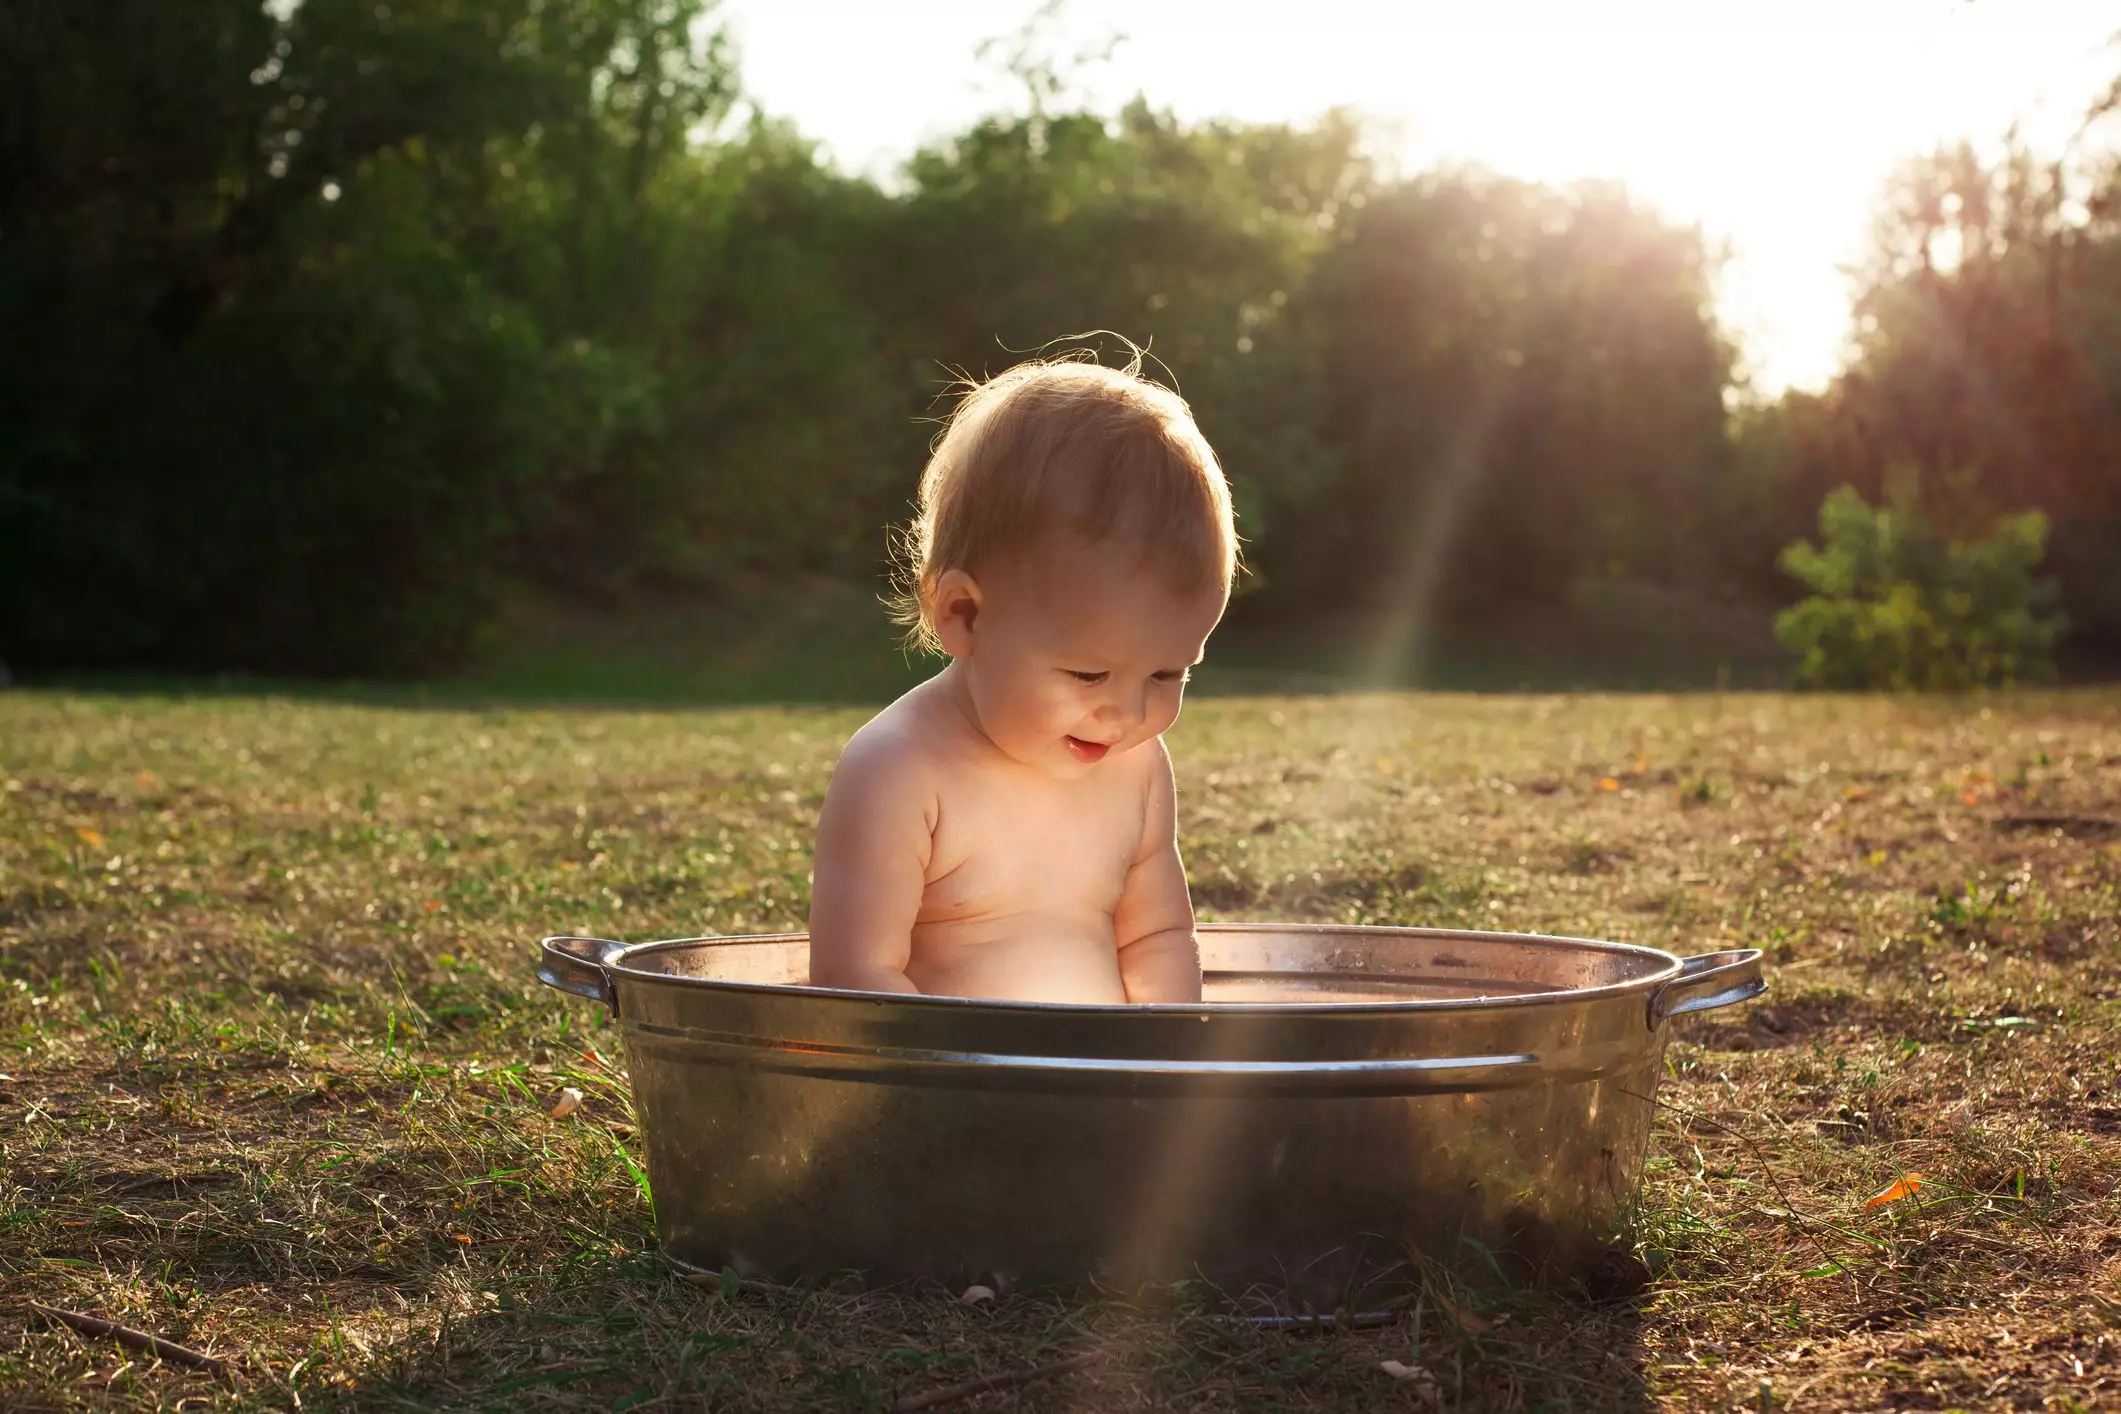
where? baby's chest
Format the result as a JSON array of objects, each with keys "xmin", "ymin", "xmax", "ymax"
[{"xmin": 924, "ymin": 783, "xmax": 1143, "ymax": 915}]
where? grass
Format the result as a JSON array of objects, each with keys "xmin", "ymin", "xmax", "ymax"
[{"xmin": 0, "ymin": 684, "xmax": 2117, "ymax": 1410}]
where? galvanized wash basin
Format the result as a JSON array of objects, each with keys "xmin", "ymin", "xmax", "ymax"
[{"xmin": 537, "ymin": 924, "xmax": 1763, "ymax": 1305}]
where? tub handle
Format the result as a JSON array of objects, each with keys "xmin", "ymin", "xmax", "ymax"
[
  {"xmin": 1648, "ymin": 948, "xmax": 1765, "ymax": 1028},
  {"xmin": 537, "ymin": 936, "xmax": 629, "ymax": 1015}
]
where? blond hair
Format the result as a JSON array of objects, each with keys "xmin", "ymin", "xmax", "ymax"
[{"xmin": 890, "ymin": 356, "xmax": 1239, "ymax": 652}]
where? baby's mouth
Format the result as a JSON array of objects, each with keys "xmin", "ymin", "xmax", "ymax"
[{"xmin": 1064, "ymin": 735, "xmax": 1112, "ymax": 763}]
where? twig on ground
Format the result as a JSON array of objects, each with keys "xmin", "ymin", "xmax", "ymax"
[
  {"xmin": 1632, "ymin": 1091, "xmax": 1865, "ymax": 1289},
  {"xmin": 105, "ymin": 1170, "xmax": 233, "ymax": 1196},
  {"xmin": 1994, "ymin": 813, "xmax": 2121, "ymax": 835},
  {"xmin": 1234, "ymin": 1309, "xmax": 1400, "ymax": 1330},
  {"xmin": 894, "ymin": 1350, "xmax": 1098, "ymax": 1411},
  {"xmin": 675, "ymin": 1270, "xmax": 782, "ymax": 1297},
  {"xmin": 27, "ymin": 1302, "xmax": 233, "ymax": 1378}
]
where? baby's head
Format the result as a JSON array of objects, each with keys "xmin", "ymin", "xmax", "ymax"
[{"xmin": 892, "ymin": 358, "xmax": 1238, "ymax": 777}]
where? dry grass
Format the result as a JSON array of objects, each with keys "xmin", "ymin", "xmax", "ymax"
[{"xmin": 1, "ymin": 686, "xmax": 2117, "ymax": 1411}]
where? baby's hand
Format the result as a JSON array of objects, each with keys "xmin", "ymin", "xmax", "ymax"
[{"xmin": 1111, "ymin": 741, "xmax": 1204, "ymax": 1004}]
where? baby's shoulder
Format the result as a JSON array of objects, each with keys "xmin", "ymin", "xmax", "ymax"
[
  {"xmin": 1117, "ymin": 733, "xmax": 1175, "ymax": 792},
  {"xmin": 830, "ymin": 683, "xmax": 955, "ymax": 794}
]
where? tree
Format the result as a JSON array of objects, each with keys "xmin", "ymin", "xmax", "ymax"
[
  {"xmin": 869, "ymin": 102, "xmax": 1374, "ymax": 575},
  {"xmin": 0, "ymin": 0, "xmax": 734, "ymax": 673},
  {"xmin": 1772, "ymin": 130, "xmax": 2121, "ymax": 655},
  {"xmin": 1287, "ymin": 173, "xmax": 1735, "ymax": 618}
]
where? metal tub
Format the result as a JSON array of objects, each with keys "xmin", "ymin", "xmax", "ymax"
[{"xmin": 537, "ymin": 924, "xmax": 1763, "ymax": 1304}]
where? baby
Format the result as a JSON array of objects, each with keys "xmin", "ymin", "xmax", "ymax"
[{"xmin": 806, "ymin": 359, "xmax": 1237, "ymax": 1004}]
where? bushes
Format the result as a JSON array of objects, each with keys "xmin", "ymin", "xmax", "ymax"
[{"xmin": 1774, "ymin": 482, "xmax": 2066, "ymax": 689}]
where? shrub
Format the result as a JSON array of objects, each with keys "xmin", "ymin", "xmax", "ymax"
[{"xmin": 1774, "ymin": 482, "xmax": 2066, "ymax": 689}]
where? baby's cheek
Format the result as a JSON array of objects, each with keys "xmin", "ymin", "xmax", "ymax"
[
  {"xmin": 1035, "ymin": 685, "xmax": 1086, "ymax": 734},
  {"xmin": 1149, "ymin": 692, "xmax": 1185, "ymax": 737}
]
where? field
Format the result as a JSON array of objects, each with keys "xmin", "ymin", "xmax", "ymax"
[{"xmin": 2, "ymin": 686, "xmax": 2118, "ymax": 1411}]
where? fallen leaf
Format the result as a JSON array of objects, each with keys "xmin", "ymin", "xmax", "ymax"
[
  {"xmin": 423, "ymin": 900, "xmax": 443, "ymax": 912},
  {"xmin": 1380, "ymin": 1360, "xmax": 1442, "ymax": 1404},
  {"xmin": 1844, "ymin": 785, "xmax": 1870, "ymax": 802},
  {"xmin": 1960, "ymin": 791, "xmax": 1981, "ymax": 806},
  {"xmin": 1864, "ymin": 1172, "xmax": 1927, "ymax": 1210},
  {"xmin": 959, "ymin": 1284, "xmax": 995, "ymax": 1306},
  {"xmin": 547, "ymin": 1087, "xmax": 585, "ymax": 1120},
  {"xmin": 74, "ymin": 827, "xmax": 104, "ymax": 848},
  {"xmin": 452, "ymin": 1233, "xmax": 472, "ymax": 1245},
  {"xmin": 1598, "ymin": 778, "xmax": 1622, "ymax": 792}
]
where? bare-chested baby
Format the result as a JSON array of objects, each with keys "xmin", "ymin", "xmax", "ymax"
[{"xmin": 807, "ymin": 358, "xmax": 1237, "ymax": 1004}]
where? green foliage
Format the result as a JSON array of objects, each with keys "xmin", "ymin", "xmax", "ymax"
[
  {"xmin": 1773, "ymin": 136, "xmax": 2121, "ymax": 656},
  {"xmin": 878, "ymin": 102, "xmax": 1372, "ymax": 563},
  {"xmin": 1774, "ymin": 482, "xmax": 2066, "ymax": 690},
  {"xmin": 23, "ymin": 0, "xmax": 2114, "ymax": 679},
  {"xmin": 0, "ymin": 0, "xmax": 732, "ymax": 673}
]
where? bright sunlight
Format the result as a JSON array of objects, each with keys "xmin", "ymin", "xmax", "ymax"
[{"xmin": 726, "ymin": 0, "xmax": 2119, "ymax": 392}]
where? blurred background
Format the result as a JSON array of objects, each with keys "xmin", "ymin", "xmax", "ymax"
[{"xmin": 3, "ymin": 0, "xmax": 2117, "ymax": 700}]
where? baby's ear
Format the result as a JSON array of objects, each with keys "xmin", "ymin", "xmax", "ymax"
[{"xmin": 931, "ymin": 569, "xmax": 982, "ymax": 658}]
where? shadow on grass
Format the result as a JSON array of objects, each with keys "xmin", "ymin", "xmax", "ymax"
[
  {"xmin": 22, "ymin": 573, "xmax": 2121, "ymax": 712},
  {"xmin": 0, "ymin": 1018, "xmax": 1658, "ymax": 1412},
  {"xmin": 329, "ymin": 1250, "xmax": 1655, "ymax": 1414},
  {"xmin": 14, "ymin": 575, "xmax": 1799, "ymax": 713}
]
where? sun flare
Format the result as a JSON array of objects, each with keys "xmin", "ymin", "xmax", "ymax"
[{"xmin": 726, "ymin": 0, "xmax": 2119, "ymax": 392}]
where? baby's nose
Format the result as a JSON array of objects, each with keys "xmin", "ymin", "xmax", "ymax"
[{"xmin": 1099, "ymin": 682, "xmax": 1151, "ymax": 729}]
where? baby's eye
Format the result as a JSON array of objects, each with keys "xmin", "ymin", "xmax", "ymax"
[
  {"xmin": 1065, "ymin": 670, "xmax": 1109, "ymax": 684},
  {"xmin": 1153, "ymin": 668, "xmax": 1191, "ymax": 684}
]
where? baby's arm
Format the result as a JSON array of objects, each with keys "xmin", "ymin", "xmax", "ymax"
[
  {"xmin": 807, "ymin": 735, "xmax": 932, "ymax": 995},
  {"xmin": 1112, "ymin": 740, "xmax": 1204, "ymax": 1004}
]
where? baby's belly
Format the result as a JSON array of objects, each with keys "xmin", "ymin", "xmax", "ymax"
[{"xmin": 906, "ymin": 914, "xmax": 1127, "ymax": 1004}]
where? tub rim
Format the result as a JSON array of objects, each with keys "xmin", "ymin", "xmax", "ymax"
[{"xmin": 538, "ymin": 922, "xmax": 1763, "ymax": 1028}]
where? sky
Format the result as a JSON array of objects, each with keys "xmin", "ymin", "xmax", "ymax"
[{"xmin": 717, "ymin": 0, "xmax": 2118, "ymax": 394}]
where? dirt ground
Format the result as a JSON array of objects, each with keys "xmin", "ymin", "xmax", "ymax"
[{"xmin": 1, "ymin": 688, "xmax": 2116, "ymax": 1411}]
